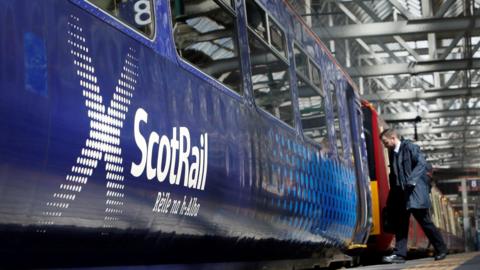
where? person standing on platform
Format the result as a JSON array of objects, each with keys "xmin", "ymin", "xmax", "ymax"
[{"xmin": 380, "ymin": 128, "xmax": 448, "ymax": 264}]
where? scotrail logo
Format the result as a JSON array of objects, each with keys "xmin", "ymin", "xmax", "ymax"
[{"xmin": 130, "ymin": 108, "xmax": 208, "ymax": 190}]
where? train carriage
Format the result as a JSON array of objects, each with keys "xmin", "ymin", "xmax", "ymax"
[{"xmin": 0, "ymin": 0, "xmax": 371, "ymax": 268}]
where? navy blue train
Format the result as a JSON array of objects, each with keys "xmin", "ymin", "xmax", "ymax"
[{"xmin": 0, "ymin": 0, "xmax": 372, "ymax": 268}]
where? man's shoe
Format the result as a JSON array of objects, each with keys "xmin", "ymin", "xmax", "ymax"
[
  {"xmin": 382, "ymin": 254, "xmax": 406, "ymax": 264},
  {"xmin": 434, "ymin": 252, "xmax": 447, "ymax": 261}
]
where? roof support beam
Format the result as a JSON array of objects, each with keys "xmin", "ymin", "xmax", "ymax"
[
  {"xmin": 424, "ymin": 148, "xmax": 480, "ymax": 156},
  {"xmin": 439, "ymin": 32, "xmax": 464, "ymax": 60},
  {"xmin": 314, "ymin": 16, "xmax": 480, "ymax": 39},
  {"xmin": 303, "ymin": 109, "xmax": 480, "ymax": 130},
  {"xmin": 399, "ymin": 124, "xmax": 480, "ymax": 136},
  {"xmin": 437, "ymin": 178, "xmax": 480, "ymax": 184},
  {"xmin": 416, "ymin": 138, "xmax": 480, "ymax": 146},
  {"xmin": 363, "ymin": 87, "xmax": 480, "ymax": 101},
  {"xmin": 388, "ymin": 0, "xmax": 418, "ymax": 20},
  {"xmin": 434, "ymin": 0, "xmax": 457, "ymax": 18},
  {"xmin": 429, "ymin": 155, "xmax": 480, "ymax": 162},
  {"xmin": 381, "ymin": 108, "xmax": 480, "ymax": 121},
  {"xmin": 347, "ymin": 58, "xmax": 480, "ymax": 77},
  {"xmin": 336, "ymin": 2, "xmax": 413, "ymax": 90},
  {"xmin": 435, "ymin": 156, "xmax": 480, "ymax": 163},
  {"xmin": 439, "ymin": 41, "xmax": 480, "ymax": 88},
  {"xmin": 354, "ymin": 1, "xmax": 423, "ymax": 61}
]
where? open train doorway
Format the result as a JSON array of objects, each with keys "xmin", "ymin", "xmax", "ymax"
[{"xmin": 346, "ymin": 86, "xmax": 372, "ymax": 246}]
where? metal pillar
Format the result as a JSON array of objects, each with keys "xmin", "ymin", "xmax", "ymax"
[
  {"xmin": 462, "ymin": 178, "xmax": 471, "ymax": 251},
  {"xmin": 475, "ymin": 204, "xmax": 479, "ymax": 250},
  {"xmin": 327, "ymin": 2, "xmax": 335, "ymax": 53},
  {"xmin": 422, "ymin": 0, "xmax": 441, "ymax": 88}
]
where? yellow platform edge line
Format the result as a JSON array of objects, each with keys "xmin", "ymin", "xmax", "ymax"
[{"xmin": 347, "ymin": 243, "xmax": 367, "ymax": 249}]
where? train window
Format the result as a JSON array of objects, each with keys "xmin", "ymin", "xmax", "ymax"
[
  {"xmin": 269, "ymin": 19, "xmax": 286, "ymax": 57},
  {"xmin": 294, "ymin": 45, "xmax": 308, "ymax": 78},
  {"xmin": 170, "ymin": 0, "xmax": 242, "ymax": 94},
  {"xmin": 298, "ymin": 78, "xmax": 327, "ymax": 142},
  {"xmin": 87, "ymin": 0, "xmax": 155, "ymax": 37},
  {"xmin": 293, "ymin": 44, "xmax": 327, "ymax": 140},
  {"xmin": 310, "ymin": 61, "xmax": 322, "ymax": 89},
  {"xmin": 248, "ymin": 31, "xmax": 294, "ymax": 127},
  {"xmin": 246, "ymin": 0, "xmax": 268, "ymax": 41},
  {"xmin": 246, "ymin": 0, "xmax": 287, "ymax": 59},
  {"xmin": 329, "ymin": 82, "xmax": 343, "ymax": 158}
]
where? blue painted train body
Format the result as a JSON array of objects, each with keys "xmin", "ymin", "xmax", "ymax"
[{"xmin": 0, "ymin": 0, "xmax": 371, "ymax": 267}]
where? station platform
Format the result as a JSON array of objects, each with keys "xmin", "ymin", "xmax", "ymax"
[
  {"xmin": 39, "ymin": 252, "xmax": 480, "ymax": 270},
  {"xmin": 349, "ymin": 252, "xmax": 480, "ymax": 270}
]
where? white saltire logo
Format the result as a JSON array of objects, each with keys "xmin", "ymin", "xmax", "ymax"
[{"xmin": 38, "ymin": 15, "xmax": 139, "ymax": 231}]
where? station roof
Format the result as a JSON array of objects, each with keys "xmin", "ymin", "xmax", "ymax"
[{"xmin": 288, "ymin": 0, "xmax": 480, "ymax": 208}]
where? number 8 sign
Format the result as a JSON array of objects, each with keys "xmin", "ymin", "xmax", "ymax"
[{"xmin": 134, "ymin": 0, "xmax": 152, "ymax": 26}]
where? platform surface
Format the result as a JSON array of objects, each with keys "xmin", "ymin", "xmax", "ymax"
[{"xmin": 350, "ymin": 252, "xmax": 480, "ymax": 270}]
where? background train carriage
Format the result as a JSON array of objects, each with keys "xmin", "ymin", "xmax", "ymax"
[
  {"xmin": 429, "ymin": 186, "xmax": 464, "ymax": 253},
  {"xmin": 0, "ymin": 0, "xmax": 371, "ymax": 268}
]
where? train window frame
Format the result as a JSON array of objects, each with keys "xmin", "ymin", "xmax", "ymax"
[
  {"xmin": 297, "ymin": 78, "xmax": 328, "ymax": 142},
  {"xmin": 293, "ymin": 44, "xmax": 327, "ymax": 142},
  {"xmin": 293, "ymin": 42, "xmax": 323, "ymax": 96},
  {"xmin": 309, "ymin": 60, "xmax": 322, "ymax": 90},
  {"xmin": 246, "ymin": 0, "xmax": 268, "ymax": 43},
  {"xmin": 268, "ymin": 16, "xmax": 287, "ymax": 59},
  {"xmin": 168, "ymin": 0, "xmax": 244, "ymax": 97},
  {"xmin": 218, "ymin": 0, "xmax": 235, "ymax": 11},
  {"xmin": 293, "ymin": 43, "xmax": 309, "ymax": 79},
  {"xmin": 82, "ymin": 0, "xmax": 157, "ymax": 40},
  {"xmin": 329, "ymin": 81, "xmax": 344, "ymax": 159},
  {"xmin": 245, "ymin": 0, "xmax": 294, "ymax": 129},
  {"xmin": 248, "ymin": 29, "xmax": 294, "ymax": 128},
  {"xmin": 245, "ymin": 0, "xmax": 288, "ymax": 63}
]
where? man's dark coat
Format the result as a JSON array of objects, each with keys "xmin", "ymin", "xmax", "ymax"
[{"xmin": 387, "ymin": 139, "xmax": 431, "ymax": 210}]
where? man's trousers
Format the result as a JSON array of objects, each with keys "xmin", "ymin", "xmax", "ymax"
[{"xmin": 393, "ymin": 208, "xmax": 447, "ymax": 258}]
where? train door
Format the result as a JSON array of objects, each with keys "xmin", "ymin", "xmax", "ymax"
[
  {"xmin": 346, "ymin": 86, "xmax": 371, "ymax": 245},
  {"xmin": 362, "ymin": 106, "xmax": 381, "ymax": 236}
]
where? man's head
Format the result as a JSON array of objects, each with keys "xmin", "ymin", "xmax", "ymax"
[{"xmin": 380, "ymin": 128, "xmax": 399, "ymax": 150}]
